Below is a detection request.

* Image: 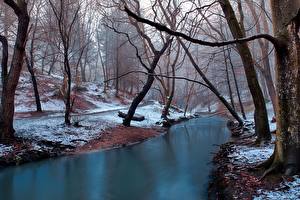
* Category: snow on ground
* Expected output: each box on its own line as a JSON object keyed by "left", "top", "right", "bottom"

{"left": 4, "top": 72, "right": 187, "bottom": 156}
{"left": 99, "top": 101, "right": 188, "bottom": 128}
{"left": 245, "top": 102, "right": 277, "bottom": 132}
{"left": 14, "top": 114, "right": 113, "bottom": 146}
{"left": 229, "top": 135, "right": 300, "bottom": 199}
{"left": 229, "top": 133, "right": 276, "bottom": 165}
{"left": 15, "top": 99, "right": 65, "bottom": 112}
{"left": 12, "top": 100, "right": 187, "bottom": 149}
{"left": 254, "top": 176, "right": 300, "bottom": 200}
{"left": 15, "top": 72, "right": 130, "bottom": 113}
{"left": 192, "top": 103, "right": 218, "bottom": 113}
{"left": 228, "top": 143, "right": 274, "bottom": 165}
{"left": 0, "top": 144, "right": 13, "bottom": 157}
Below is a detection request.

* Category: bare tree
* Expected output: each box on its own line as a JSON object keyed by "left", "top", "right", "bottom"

{"left": 25, "top": 0, "right": 44, "bottom": 112}
{"left": 49, "top": 0, "right": 80, "bottom": 125}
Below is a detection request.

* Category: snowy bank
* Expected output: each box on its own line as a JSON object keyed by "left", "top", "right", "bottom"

{"left": 255, "top": 176, "right": 300, "bottom": 200}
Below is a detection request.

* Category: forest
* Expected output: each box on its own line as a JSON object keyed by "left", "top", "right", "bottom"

{"left": 0, "top": 0, "right": 299, "bottom": 199}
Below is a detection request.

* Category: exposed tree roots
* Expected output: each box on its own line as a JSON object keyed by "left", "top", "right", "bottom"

{"left": 256, "top": 153, "right": 275, "bottom": 169}
{"left": 260, "top": 162, "right": 281, "bottom": 180}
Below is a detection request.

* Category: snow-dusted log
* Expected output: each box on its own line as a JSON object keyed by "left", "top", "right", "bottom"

{"left": 118, "top": 111, "right": 145, "bottom": 122}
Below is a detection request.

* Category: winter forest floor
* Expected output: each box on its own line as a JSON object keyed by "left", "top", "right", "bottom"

{"left": 210, "top": 112, "right": 300, "bottom": 199}
{"left": 0, "top": 71, "right": 299, "bottom": 199}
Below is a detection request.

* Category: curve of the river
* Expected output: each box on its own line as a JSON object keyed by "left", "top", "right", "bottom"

{"left": 0, "top": 116, "right": 230, "bottom": 200}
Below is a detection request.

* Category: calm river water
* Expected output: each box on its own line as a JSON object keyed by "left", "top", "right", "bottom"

{"left": 0, "top": 117, "right": 230, "bottom": 200}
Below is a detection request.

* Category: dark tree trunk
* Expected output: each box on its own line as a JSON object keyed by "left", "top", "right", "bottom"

{"left": 219, "top": 0, "right": 271, "bottom": 142}
{"left": 161, "top": 43, "right": 180, "bottom": 119}
{"left": 161, "top": 68, "right": 175, "bottom": 119}
{"left": 228, "top": 49, "right": 246, "bottom": 119}
{"left": 123, "top": 39, "right": 172, "bottom": 126}
{"left": 264, "top": 1, "right": 300, "bottom": 175}
{"left": 25, "top": 56, "right": 42, "bottom": 112}
{"left": 0, "top": 35, "right": 9, "bottom": 140}
{"left": 64, "top": 55, "right": 72, "bottom": 125}
{"left": 0, "top": 1, "right": 30, "bottom": 140}
{"left": 123, "top": 74, "right": 154, "bottom": 126}
{"left": 224, "top": 49, "right": 235, "bottom": 110}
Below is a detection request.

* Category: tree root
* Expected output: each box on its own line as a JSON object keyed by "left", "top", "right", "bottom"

{"left": 248, "top": 153, "right": 275, "bottom": 172}
{"left": 260, "top": 162, "right": 281, "bottom": 180}
{"left": 257, "top": 153, "right": 275, "bottom": 169}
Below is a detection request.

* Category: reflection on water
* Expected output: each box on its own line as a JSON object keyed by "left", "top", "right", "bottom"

{"left": 0, "top": 117, "right": 229, "bottom": 200}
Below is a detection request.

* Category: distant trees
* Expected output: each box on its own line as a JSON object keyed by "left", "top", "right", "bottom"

{"left": 100, "top": 9, "right": 141, "bottom": 96}
{"left": 246, "top": 0, "right": 276, "bottom": 114}
{"left": 0, "top": 0, "right": 30, "bottom": 140}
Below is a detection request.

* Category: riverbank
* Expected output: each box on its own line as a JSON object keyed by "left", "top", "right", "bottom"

{"left": 72, "top": 125, "right": 165, "bottom": 154}
{"left": 0, "top": 125, "right": 166, "bottom": 168}
{"left": 209, "top": 132, "right": 300, "bottom": 199}
{"left": 0, "top": 100, "right": 193, "bottom": 168}
{"left": 209, "top": 103, "right": 300, "bottom": 199}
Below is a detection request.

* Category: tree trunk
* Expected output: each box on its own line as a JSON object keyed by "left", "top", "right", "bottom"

{"left": 161, "top": 67, "right": 176, "bottom": 119}
{"left": 161, "top": 43, "right": 180, "bottom": 119}
{"left": 219, "top": 0, "right": 271, "bottom": 142}
{"left": 227, "top": 49, "right": 246, "bottom": 119}
{"left": 224, "top": 49, "right": 235, "bottom": 110}
{"left": 123, "top": 39, "right": 171, "bottom": 126}
{"left": 179, "top": 39, "right": 244, "bottom": 125}
{"left": 246, "top": 0, "right": 277, "bottom": 114}
{"left": 48, "top": 49, "right": 57, "bottom": 76}
{"left": 123, "top": 73, "right": 154, "bottom": 126}
{"left": 64, "top": 55, "right": 72, "bottom": 125}
{"left": 0, "top": 2, "right": 30, "bottom": 140}
{"left": 257, "top": 68, "right": 269, "bottom": 100}
{"left": 0, "top": 35, "right": 9, "bottom": 140}
{"left": 266, "top": 1, "right": 300, "bottom": 175}
{"left": 25, "top": 55, "right": 42, "bottom": 112}
{"left": 115, "top": 46, "right": 120, "bottom": 97}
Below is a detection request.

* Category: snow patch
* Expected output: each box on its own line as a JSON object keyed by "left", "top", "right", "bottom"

{"left": 229, "top": 143, "right": 274, "bottom": 164}
{"left": 0, "top": 144, "right": 13, "bottom": 157}
{"left": 99, "top": 101, "right": 189, "bottom": 128}
{"left": 14, "top": 115, "right": 113, "bottom": 146}
{"left": 255, "top": 176, "right": 300, "bottom": 200}
{"left": 245, "top": 102, "right": 277, "bottom": 132}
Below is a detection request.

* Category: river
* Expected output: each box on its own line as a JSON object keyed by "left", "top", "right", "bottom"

{"left": 0, "top": 117, "right": 230, "bottom": 200}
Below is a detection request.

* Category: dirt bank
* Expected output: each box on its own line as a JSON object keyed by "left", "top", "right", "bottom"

{"left": 72, "top": 125, "right": 165, "bottom": 154}
{"left": 0, "top": 125, "right": 165, "bottom": 169}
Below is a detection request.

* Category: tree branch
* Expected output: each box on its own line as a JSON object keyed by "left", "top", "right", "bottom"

{"left": 4, "top": 0, "right": 22, "bottom": 16}
{"left": 123, "top": 6, "right": 280, "bottom": 48}
{"left": 105, "top": 70, "right": 211, "bottom": 89}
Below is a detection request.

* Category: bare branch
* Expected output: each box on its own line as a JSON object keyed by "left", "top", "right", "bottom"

{"left": 105, "top": 70, "right": 211, "bottom": 89}
{"left": 123, "top": 6, "right": 280, "bottom": 48}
